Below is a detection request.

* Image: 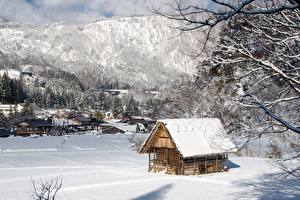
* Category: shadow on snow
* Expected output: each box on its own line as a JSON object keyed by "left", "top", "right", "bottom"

{"left": 227, "top": 160, "right": 240, "bottom": 169}
{"left": 131, "top": 184, "right": 173, "bottom": 200}
{"left": 231, "top": 172, "right": 300, "bottom": 200}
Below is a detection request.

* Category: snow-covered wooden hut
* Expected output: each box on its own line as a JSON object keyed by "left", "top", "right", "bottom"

{"left": 139, "top": 118, "right": 236, "bottom": 175}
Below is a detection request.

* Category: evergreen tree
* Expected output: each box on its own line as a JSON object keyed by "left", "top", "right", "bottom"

{"left": 0, "top": 73, "right": 27, "bottom": 104}
{"left": 15, "top": 78, "right": 27, "bottom": 103}
{"left": 9, "top": 80, "right": 17, "bottom": 103}
{"left": 94, "top": 92, "right": 106, "bottom": 110}
{"left": 68, "top": 93, "right": 76, "bottom": 109}
{"left": 94, "top": 111, "right": 105, "bottom": 121}
{"left": 112, "top": 97, "right": 123, "bottom": 118}
{"left": 1, "top": 73, "right": 13, "bottom": 104}
{"left": 0, "top": 113, "right": 9, "bottom": 128}
{"left": 8, "top": 105, "right": 13, "bottom": 119}
{"left": 0, "top": 74, "right": 3, "bottom": 103}
{"left": 13, "top": 104, "right": 19, "bottom": 118}
{"left": 103, "top": 95, "right": 112, "bottom": 111}
{"left": 124, "top": 95, "right": 140, "bottom": 116}
{"left": 144, "top": 98, "right": 162, "bottom": 119}
{"left": 21, "top": 101, "right": 33, "bottom": 116}
{"left": 42, "top": 87, "right": 52, "bottom": 108}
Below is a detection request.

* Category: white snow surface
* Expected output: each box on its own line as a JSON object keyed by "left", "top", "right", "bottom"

{"left": 158, "top": 118, "right": 237, "bottom": 158}
{"left": 0, "top": 134, "right": 299, "bottom": 200}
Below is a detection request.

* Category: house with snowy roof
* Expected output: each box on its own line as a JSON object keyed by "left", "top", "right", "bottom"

{"left": 139, "top": 118, "right": 237, "bottom": 175}
{"left": 15, "top": 119, "right": 54, "bottom": 136}
{"left": 0, "top": 103, "right": 24, "bottom": 117}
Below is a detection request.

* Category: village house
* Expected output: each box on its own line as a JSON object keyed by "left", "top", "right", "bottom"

{"left": 15, "top": 119, "right": 54, "bottom": 136}
{"left": 52, "top": 117, "right": 76, "bottom": 127}
{"left": 69, "top": 116, "right": 103, "bottom": 131}
{"left": 31, "top": 103, "right": 49, "bottom": 119}
{"left": 139, "top": 118, "right": 236, "bottom": 175}
{"left": 122, "top": 116, "right": 156, "bottom": 128}
{"left": 0, "top": 104, "right": 24, "bottom": 117}
{"left": 100, "top": 124, "right": 125, "bottom": 134}
{"left": 70, "top": 116, "right": 92, "bottom": 131}
{"left": 46, "top": 109, "right": 73, "bottom": 119}
{"left": 47, "top": 114, "right": 104, "bottom": 134}
{"left": 121, "top": 115, "right": 156, "bottom": 133}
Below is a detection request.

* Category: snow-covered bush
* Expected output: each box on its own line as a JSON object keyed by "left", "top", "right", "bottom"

{"left": 128, "top": 134, "right": 147, "bottom": 151}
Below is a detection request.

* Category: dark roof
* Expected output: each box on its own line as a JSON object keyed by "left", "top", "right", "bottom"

{"left": 0, "top": 128, "right": 11, "bottom": 137}
{"left": 73, "top": 116, "right": 91, "bottom": 122}
{"left": 21, "top": 71, "right": 33, "bottom": 75}
{"left": 18, "top": 119, "right": 53, "bottom": 127}
{"left": 12, "top": 115, "right": 34, "bottom": 125}
{"left": 100, "top": 125, "right": 125, "bottom": 134}
{"left": 90, "top": 118, "right": 106, "bottom": 124}
{"left": 127, "top": 116, "right": 156, "bottom": 126}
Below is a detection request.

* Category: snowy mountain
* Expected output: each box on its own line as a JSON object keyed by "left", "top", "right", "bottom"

{"left": 0, "top": 16, "right": 212, "bottom": 89}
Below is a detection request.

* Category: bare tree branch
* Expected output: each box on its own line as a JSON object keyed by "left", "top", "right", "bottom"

{"left": 31, "top": 176, "right": 62, "bottom": 200}
{"left": 242, "top": 94, "right": 300, "bottom": 133}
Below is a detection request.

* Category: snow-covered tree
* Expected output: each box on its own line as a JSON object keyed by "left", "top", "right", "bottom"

{"left": 112, "top": 97, "right": 123, "bottom": 118}
{"left": 157, "top": 0, "right": 300, "bottom": 134}
{"left": 156, "top": 0, "right": 300, "bottom": 177}
{"left": 124, "top": 95, "right": 140, "bottom": 116}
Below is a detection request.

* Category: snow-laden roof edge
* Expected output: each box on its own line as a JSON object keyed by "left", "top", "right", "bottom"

{"left": 140, "top": 118, "right": 237, "bottom": 158}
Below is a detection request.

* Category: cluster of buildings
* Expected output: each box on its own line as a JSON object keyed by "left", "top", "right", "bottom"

{"left": 0, "top": 104, "right": 24, "bottom": 117}
{"left": 0, "top": 103, "right": 157, "bottom": 137}
{"left": 12, "top": 115, "right": 157, "bottom": 137}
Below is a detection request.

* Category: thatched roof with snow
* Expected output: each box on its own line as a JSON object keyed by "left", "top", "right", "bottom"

{"left": 140, "top": 118, "right": 237, "bottom": 158}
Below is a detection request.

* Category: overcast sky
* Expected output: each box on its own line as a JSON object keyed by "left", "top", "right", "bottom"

{"left": 0, "top": 0, "right": 209, "bottom": 24}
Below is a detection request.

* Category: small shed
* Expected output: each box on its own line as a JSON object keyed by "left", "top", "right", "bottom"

{"left": 139, "top": 118, "right": 236, "bottom": 175}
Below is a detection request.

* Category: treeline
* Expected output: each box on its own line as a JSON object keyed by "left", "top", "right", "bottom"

{"left": 29, "top": 87, "right": 78, "bottom": 109}
{"left": 112, "top": 96, "right": 140, "bottom": 118}
{"left": 95, "top": 79, "right": 130, "bottom": 90}
{"left": 0, "top": 73, "right": 27, "bottom": 104}
{"left": 0, "top": 68, "right": 163, "bottom": 120}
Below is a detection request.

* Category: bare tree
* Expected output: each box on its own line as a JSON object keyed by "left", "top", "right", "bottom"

{"left": 31, "top": 176, "right": 62, "bottom": 200}
{"left": 215, "top": 10, "right": 300, "bottom": 134}
{"left": 154, "top": 0, "right": 299, "bottom": 31}
{"left": 154, "top": 0, "right": 300, "bottom": 177}
{"left": 155, "top": 0, "right": 300, "bottom": 134}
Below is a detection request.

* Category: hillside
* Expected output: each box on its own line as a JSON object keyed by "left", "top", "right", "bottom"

{"left": 0, "top": 16, "right": 211, "bottom": 89}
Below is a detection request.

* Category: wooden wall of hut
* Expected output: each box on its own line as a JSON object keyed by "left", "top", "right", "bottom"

{"left": 182, "top": 153, "right": 228, "bottom": 175}
{"left": 146, "top": 124, "right": 229, "bottom": 175}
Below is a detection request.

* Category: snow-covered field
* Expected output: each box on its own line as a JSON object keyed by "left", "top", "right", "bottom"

{"left": 0, "top": 134, "right": 299, "bottom": 200}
